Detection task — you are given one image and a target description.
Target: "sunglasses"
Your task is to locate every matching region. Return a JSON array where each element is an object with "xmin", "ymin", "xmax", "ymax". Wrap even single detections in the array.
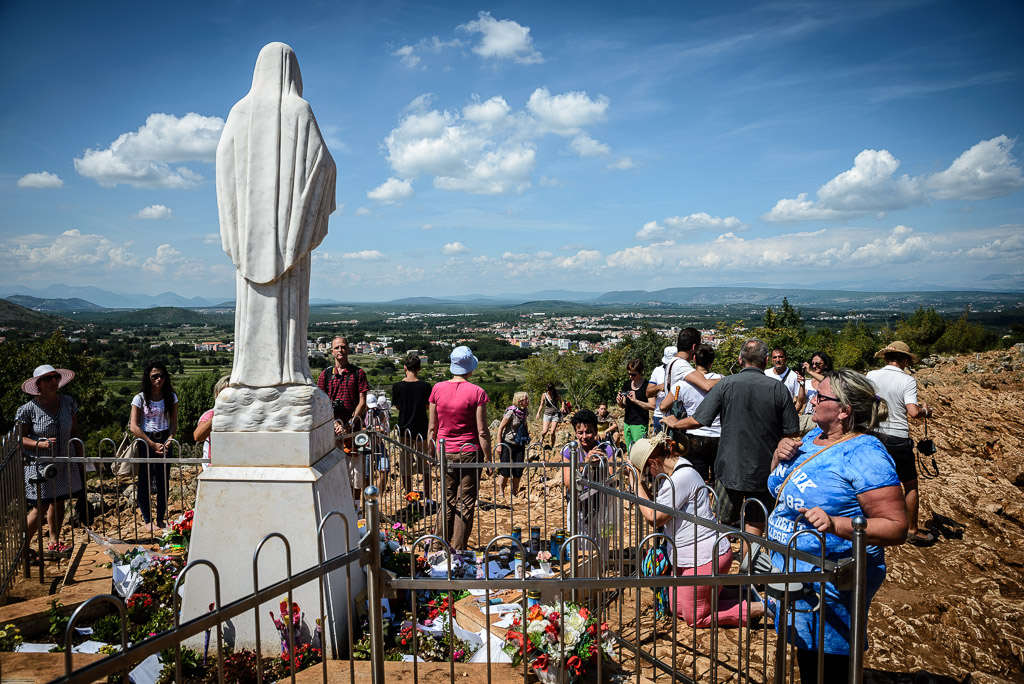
[
  {"xmin": 810, "ymin": 361, "xmax": 823, "ymax": 367},
  {"xmin": 38, "ymin": 374, "xmax": 61, "ymax": 383},
  {"xmin": 150, "ymin": 373, "xmax": 166, "ymax": 380},
  {"xmin": 815, "ymin": 393, "xmax": 841, "ymax": 403}
]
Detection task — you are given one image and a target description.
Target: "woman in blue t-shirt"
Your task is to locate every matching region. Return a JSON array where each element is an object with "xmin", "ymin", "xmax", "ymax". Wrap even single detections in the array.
[{"xmin": 767, "ymin": 369, "xmax": 907, "ymax": 684}]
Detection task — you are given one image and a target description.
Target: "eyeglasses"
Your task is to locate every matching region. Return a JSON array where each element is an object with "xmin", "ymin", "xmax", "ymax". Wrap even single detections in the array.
[
  {"xmin": 38, "ymin": 374, "xmax": 60, "ymax": 383},
  {"xmin": 335, "ymin": 346, "xmax": 350, "ymax": 351},
  {"xmin": 815, "ymin": 393, "xmax": 841, "ymax": 403},
  {"xmin": 810, "ymin": 362, "xmax": 823, "ymax": 368},
  {"xmin": 628, "ymin": 371, "xmax": 640, "ymax": 377}
]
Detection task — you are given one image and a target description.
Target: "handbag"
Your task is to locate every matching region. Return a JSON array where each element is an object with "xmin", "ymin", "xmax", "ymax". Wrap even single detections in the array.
[
  {"xmin": 662, "ymin": 361, "xmax": 690, "ymax": 447},
  {"xmin": 113, "ymin": 432, "xmax": 138, "ymax": 478}
]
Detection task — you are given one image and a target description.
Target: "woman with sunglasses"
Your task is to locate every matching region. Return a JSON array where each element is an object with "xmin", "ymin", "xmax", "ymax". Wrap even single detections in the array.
[
  {"xmin": 129, "ymin": 361, "xmax": 178, "ymax": 532},
  {"xmin": 767, "ymin": 369, "xmax": 907, "ymax": 684},
  {"xmin": 630, "ymin": 433, "xmax": 763, "ymax": 626},
  {"xmin": 617, "ymin": 358, "xmax": 653, "ymax": 452},
  {"xmin": 17, "ymin": 364, "xmax": 85, "ymax": 558},
  {"xmin": 798, "ymin": 351, "xmax": 834, "ymax": 435}
]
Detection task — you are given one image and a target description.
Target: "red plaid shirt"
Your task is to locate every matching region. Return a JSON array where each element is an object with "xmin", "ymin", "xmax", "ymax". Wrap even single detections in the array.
[{"xmin": 317, "ymin": 363, "xmax": 369, "ymax": 422}]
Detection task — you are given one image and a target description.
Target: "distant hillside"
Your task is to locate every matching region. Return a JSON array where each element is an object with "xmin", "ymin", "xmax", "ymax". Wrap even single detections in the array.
[
  {"xmin": 597, "ymin": 287, "xmax": 1024, "ymax": 311},
  {"xmin": 4, "ymin": 295, "xmax": 106, "ymax": 312},
  {"xmin": 0, "ymin": 299, "xmax": 75, "ymax": 330},
  {"xmin": 0, "ymin": 284, "xmax": 223, "ymax": 309},
  {"xmin": 62, "ymin": 306, "xmax": 234, "ymax": 327}
]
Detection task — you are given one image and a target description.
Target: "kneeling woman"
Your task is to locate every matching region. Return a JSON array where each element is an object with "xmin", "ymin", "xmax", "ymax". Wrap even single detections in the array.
[
  {"xmin": 767, "ymin": 369, "xmax": 907, "ymax": 684},
  {"xmin": 630, "ymin": 433, "xmax": 763, "ymax": 626}
]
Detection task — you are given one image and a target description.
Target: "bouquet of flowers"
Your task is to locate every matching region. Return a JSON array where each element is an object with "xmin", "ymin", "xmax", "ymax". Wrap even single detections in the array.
[
  {"xmin": 393, "ymin": 618, "xmax": 477, "ymax": 662},
  {"xmin": 502, "ymin": 602, "xmax": 615, "ymax": 683},
  {"xmin": 161, "ymin": 510, "xmax": 194, "ymax": 549},
  {"xmin": 270, "ymin": 598, "xmax": 303, "ymax": 656}
]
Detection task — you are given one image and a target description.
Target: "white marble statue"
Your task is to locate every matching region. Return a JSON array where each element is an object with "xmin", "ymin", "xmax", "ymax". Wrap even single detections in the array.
[{"xmin": 217, "ymin": 41, "xmax": 336, "ymax": 388}]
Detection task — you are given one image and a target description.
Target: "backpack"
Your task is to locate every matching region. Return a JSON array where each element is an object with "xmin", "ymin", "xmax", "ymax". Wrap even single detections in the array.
[{"xmin": 509, "ymin": 406, "xmax": 530, "ymax": 445}]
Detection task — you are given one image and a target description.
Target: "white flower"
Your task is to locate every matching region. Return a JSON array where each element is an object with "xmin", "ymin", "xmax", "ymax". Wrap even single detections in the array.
[
  {"xmin": 564, "ymin": 612, "xmax": 585, "ymax": 635},
  {"xmin": 527, "ymin": 619, "xmax": 548, "ymax": 636}
]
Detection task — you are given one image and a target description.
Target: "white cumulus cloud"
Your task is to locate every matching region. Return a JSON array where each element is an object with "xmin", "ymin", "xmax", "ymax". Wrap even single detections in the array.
[
  {"xmin": 17, "ymin": 171, "xmax": 63, "ymax": 188},
  {"xmin": 556, "ymin": 249, "xmax": 603, "ymax": 270},
  {"xmin": 5, "ymin": 229, "xmax": 139, "ymax": 270},
  {"xmin": 764, "ymin": 137, "xmax": 1024, "ymax": 223},
  {"xmin": 764, "ymin": 149, "xmax": 923, "ymax": 222},
  {"xmin": 527, "ymin": 87, "xmax": 609, "ymax": 135},
  {"xmin": 635, "ymin": 213, "xmax": 744, "ymax": 242},
  {"xmin": 135, "ymin": 204, "xmax": 174, "ymax": 220},
  {"xmin": 458, "ymin": 11, "xmax": 543, "ymax": 64},
  {"xmin": 392, "ymin": 36, "xmax": 463, "ymax": 69},
  {"xmin": 926, "ymin": 135, "xmax": 1024, "ymax": 200},
  {"xmin": 341, "ymin": 249, "xmax": 386, "ymax": 261},
  {"xmin": 442, "ymin": 241, "xmax": 468, "ymax": 254},
  {"xmin": 569, "ymin": 134, "xmax": 610, "ymax": 158},
  {"xmin": 367, "ymin": 178, "xmax": 415, "ymax": 203},
  {"xmin": 74, "ymin": 112, "xmax": 224, "ymax": 189},
  {"xmin": 607, "ymin": 157, "xmax": 635, "ymax": 171}
]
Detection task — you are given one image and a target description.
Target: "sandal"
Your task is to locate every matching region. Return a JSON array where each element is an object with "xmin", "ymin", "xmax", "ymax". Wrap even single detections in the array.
[
  {"xmin": 906, "ymin": 530, "xmax": 936, "ymax": 546},
  {"xmin": 46, "ymin": 541, "xmax": 73, "ymax": 558}
]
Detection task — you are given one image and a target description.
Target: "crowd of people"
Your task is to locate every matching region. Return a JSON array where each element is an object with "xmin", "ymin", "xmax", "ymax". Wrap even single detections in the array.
[{"xmin": 16, "ymin": 328, "xmax": 934, "ymax": 681}]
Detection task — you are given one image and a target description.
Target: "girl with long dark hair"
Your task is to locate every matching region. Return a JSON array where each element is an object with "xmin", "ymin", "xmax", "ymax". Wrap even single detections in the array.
[{"xmin": 129, "ymin": 361, "xmax": 178, "ymax": 533}]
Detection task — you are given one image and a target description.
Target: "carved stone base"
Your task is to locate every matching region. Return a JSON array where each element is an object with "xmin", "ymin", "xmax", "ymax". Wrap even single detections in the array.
[
  {"xmin": 213, "ymin": 384, "xmax": 332, "ymax": 433},
  {"xmin": 180, "ymin": 447, "xmax": 363, "ymax": 654}
]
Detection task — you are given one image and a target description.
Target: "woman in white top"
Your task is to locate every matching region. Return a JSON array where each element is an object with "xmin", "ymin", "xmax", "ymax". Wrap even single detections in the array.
[
  {"xmin": 660, "ymin": 344, "xmax": 722, "ymax": 482},
  {"xmin": 129, "ymin": 361, "xmax": 178, "ymax": 531},
  {"xmin": 798, "ymin": 351, "xmax": 833, "ymax": 435},
  {"xmin": 630, "ymin": 434, "xmax": 763, "ymax": 626}
]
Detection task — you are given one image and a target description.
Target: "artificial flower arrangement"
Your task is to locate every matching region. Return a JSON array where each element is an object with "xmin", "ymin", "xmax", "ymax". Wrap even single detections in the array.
[
  {"xmin": 503, "ymin": 602, "xmax": 615, "ymax": 683},
  {"xmin": 270, "ymin": 598, "xmax": 323, "ymax": 666},
  {"xmin": 161, "ymin": 510, "xmax": 194, "ymax": 550}
]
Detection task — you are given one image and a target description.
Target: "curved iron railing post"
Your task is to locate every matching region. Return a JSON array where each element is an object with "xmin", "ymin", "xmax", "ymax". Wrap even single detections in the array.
[
  {"xmin": 364, "ymin": 486, "xmax": 386, "ymax": 684},
  {"xmin": 848, "ymin": 515, "xmax": 868, "ymax": 684}
]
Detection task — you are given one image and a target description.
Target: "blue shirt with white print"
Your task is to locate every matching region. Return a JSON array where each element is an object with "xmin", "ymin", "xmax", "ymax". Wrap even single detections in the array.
[{"xmin": 766, "ymin": 427, "xmax": 900, "ymax": 654}]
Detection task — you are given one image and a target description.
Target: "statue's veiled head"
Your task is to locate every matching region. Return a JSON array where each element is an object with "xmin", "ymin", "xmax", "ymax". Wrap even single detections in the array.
[{"xmin": 250, "ymin": 41, "xmax": 303, "ymax": 98}]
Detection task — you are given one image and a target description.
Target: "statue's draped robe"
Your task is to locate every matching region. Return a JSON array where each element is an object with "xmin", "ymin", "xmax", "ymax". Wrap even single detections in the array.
[{"xmin": 217, "ymin": 42, "xmax": 336, "ymax": 387}]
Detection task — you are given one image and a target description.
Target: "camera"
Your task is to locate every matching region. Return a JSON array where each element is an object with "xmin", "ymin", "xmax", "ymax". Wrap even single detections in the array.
[
  {"xmin": 25, "ymin": 452, "xmax": 59, "ymax": 484},
  {"xmin": 917, "ymin": 438, "xmax": 937, "ymax": 456},
  {"xmin": 332, "ymin": 400, "xmax": 346, "ymax": 419}
]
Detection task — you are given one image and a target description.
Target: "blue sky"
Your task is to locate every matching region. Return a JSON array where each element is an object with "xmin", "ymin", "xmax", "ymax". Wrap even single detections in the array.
[{"xmin": 2, "ymin": 0, "xmax": 1023, "ymax": 301}]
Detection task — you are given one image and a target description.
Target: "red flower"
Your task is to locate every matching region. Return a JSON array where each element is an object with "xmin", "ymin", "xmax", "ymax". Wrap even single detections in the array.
[
  {"xmin": 578, "ymin": 607, "xmax": 590, "ymax": 620},
  {"xmin": 533, "ymin": 653, "xmax": 550, "ymax": 672},
  {"xmin": 567, "ymin": 655, "xmax": 584, "ymax": 675},
  {"xmin": 546, "ymin": 611, "xmax": 560, "ymax": 623},
  {"xmin": 544, "ymin": 622, "xmax": 559, "ymax": 639}
]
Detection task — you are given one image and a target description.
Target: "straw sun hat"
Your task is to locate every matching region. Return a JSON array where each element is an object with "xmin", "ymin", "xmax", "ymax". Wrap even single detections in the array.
[
  {"xmin": 874, "ymin": 341, "xmax": 919, "ymax": 364},
  {"xmin": 22, "ymin": 364, "xmax": 75, "ymax": 396},
  {"xmin": 629, "ymin": 432, "xmax": 669, "ymax": 473}
]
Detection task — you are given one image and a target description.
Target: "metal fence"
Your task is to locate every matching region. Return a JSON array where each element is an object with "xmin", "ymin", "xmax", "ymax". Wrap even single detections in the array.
[
  {"xmin": 1, "ymin": 422, "xmax": 30, "ymax": 604},
  {"xmin": 45, "ymin": 430, "xmax": 869, "ymax": 684},
  {"xmin": 11, "ymin": 428, "xmax": 206, "ymax": 584}
]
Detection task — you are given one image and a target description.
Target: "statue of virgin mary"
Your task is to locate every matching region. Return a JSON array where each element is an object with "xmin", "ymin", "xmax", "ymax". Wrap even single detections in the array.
[{"xmin": 217, "ymin": 42, "xmax": 336, "ymax": 388}]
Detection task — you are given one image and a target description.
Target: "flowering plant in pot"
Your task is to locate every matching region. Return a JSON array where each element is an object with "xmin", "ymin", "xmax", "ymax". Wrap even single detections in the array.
[{"xmin": 502, "ymin": 602, "xmax": 615, "ymax": 683}]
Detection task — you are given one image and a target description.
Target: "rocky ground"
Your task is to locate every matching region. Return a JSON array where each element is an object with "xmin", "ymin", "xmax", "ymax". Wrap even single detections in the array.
[
  {"xmin": 7, "ymin": 348, "xmax": 1023, "ymax": 682},
  {"xmin": 864, "ymin": 347, "xmax": 1024, "ymax": 683}
]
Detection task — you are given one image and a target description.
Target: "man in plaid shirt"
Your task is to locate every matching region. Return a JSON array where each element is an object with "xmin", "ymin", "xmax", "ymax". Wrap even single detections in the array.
[{"xmin": 318, "ymin": 336, "xmax": 368, "ymax": 504}]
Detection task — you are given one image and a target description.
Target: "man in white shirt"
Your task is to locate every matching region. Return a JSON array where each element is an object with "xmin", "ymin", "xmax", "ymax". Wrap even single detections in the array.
[
  {"xmin": 646, "ymin": 346, "xmax": 677, "ymax": 434},
  {"xmin": 765, "ymin": 348, "xmax": 805, "ymax": 412},
  {"xmin": 867, "ymin": 341, "xmax": 935, "ymax": 546}
]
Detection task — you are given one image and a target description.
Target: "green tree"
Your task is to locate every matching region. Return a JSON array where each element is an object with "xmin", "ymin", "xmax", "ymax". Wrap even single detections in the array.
[
  {"xmin": 175, "ymin": 372, "xmax": 221, "ymax": 444},
  {"xmin": 895, "ymin": 307, "xmax": 946, "ymax": 355},
  {"xmin": 934, "ymin": 312, "xmax": 995, "ymax": 354},
  {"xmin": 830, "ymin": 320, "xmax": 879, "ymax": 371}
]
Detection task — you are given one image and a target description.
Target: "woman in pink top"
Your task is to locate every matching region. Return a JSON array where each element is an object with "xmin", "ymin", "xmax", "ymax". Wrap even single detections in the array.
[{"xmin": 428, "ymin": 346, "xmax": 490, "ymax": 550}]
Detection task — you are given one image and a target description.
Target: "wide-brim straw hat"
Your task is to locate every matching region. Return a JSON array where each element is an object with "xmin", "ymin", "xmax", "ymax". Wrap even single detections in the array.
[
  {"xmin": 629, "ymin": 432, "xmax": 667, "ymax": 473},
  {"xmin": 22, "ymin": 364, "xmax": 75, "ymax": 395},
  {"xmin": 874, "ymin": 341, "xmax": 919, "ymax": 364}
]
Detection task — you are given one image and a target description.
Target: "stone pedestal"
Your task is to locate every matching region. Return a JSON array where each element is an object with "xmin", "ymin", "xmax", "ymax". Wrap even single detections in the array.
[{"xmin": 180, "ymin": 386, "xmax": 363, "ymax": 656}]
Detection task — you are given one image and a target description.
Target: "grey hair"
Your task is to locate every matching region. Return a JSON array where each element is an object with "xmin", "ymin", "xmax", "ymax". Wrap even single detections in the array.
[
  {"xmin": 740, "ymin": 338, "xmax": 769, "ymax": 368},
  {"xmin": 828, "ymin": 369, "xmax": 889, "ymax": 433}
]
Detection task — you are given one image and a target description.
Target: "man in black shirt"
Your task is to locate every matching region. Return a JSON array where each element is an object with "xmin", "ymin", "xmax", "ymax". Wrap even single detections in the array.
[
  {"xmin": 662, "ymin": 338, "xmax": 799, "ymax": 542},
  {"xmin": 392, "ymin": 352, "xmax": 433, "ymax": 504}
]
